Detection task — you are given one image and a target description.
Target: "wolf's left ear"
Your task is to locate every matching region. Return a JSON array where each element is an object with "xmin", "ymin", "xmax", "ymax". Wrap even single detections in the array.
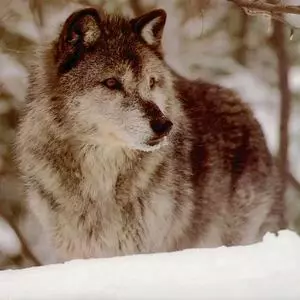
[
  {"xmin": 56, "ymin": 8, "xmax": 101, "ymax": 73},
  {"xmin": 131, "ymin": 9, "xmax": 166, "ymax": 50}
]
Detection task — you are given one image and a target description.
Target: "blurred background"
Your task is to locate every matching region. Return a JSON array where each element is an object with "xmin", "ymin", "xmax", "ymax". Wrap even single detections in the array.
[{"xmin": 0, "ymin": 0, "xmax": 300, "ymax": 270}]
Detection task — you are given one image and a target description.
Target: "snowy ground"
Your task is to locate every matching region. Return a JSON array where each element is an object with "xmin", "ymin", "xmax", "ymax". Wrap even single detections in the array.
[{"xmin": 0, "ymin": 230, "xmax": 300, "ymax": 300}]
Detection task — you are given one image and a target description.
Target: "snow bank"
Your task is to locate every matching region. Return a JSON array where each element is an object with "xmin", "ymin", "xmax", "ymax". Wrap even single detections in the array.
[
  {"xmin": 0, "ymin": 217, "xmax": 21, "ymax": 257},
  {"xmin": 0, "ymin": 230, "xmax": 300, "ymax": 300}
]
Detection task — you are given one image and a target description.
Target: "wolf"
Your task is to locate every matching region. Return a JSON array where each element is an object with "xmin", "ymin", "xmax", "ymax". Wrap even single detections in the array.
[{"xmin": 16, "ymin": 8, "xmax": 286, "ymax": 261}]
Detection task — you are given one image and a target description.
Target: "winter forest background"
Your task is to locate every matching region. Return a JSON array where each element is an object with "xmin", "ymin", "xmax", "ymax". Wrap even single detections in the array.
[{"xmin": 0, "ymin": 0, "xmax": 300, "ymax": 270}]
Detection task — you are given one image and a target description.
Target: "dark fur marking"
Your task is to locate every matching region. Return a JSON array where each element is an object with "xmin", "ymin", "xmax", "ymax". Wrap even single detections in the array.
[
  {"xmin": 78, "ymin": 212, "xmax": 87, "ymax": 225},
  {"xmin": 230, "ymin": 126, "xmax": 250, "ymax": 191},
  {"xmin": 139, "ymin": 100, "xmax": 164, "ymax": 120},
  {"xmin": 152, "ymin": 160, "xmax": 168, "ymax": 185},
  {"xmin": 31, "ymin": 179, "xmax": 61, "ymax": 211},
  {"xmin": 187, "ymin": 143, "xmax": 210, "ymax": 242},
  {"xmin": 172, "ymin": 131, "xmax": 189, "ymax": 215},
  {"xmin": 88, "ymin": 228, "xmax": 94, "ymax": 240},
  {"xmin": 49, "ymin": 96, "xmax": 67, "ymax": 125},
  {"xmin": 126, "ymin": 51, "xmax": 142, "ymax": 77},
  {"xmin": 137, "ymin": 196, "xmax": 145, "ymax": 217}
]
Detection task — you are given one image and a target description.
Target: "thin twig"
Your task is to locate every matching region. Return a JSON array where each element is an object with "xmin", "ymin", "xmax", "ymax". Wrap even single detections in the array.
[
  {"xmin": 228, "ymin": 0, "xmax": 300, "ymax": 15},
  {"xmin": 235, "ymin": 9, "xmax": 249, "ymax": 65}
]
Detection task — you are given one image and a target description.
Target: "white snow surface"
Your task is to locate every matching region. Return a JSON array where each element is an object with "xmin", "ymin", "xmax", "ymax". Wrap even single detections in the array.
[
  {"xmin": 0, "ymin": 217, "xmax": 21, "ymax": 257},
  {"xmin": 0, "ymin": 230, "xmax": 300, "ymax": 300}
]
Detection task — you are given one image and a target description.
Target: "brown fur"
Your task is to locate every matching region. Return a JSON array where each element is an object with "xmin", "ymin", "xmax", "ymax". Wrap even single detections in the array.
[{"xmin": 16, "ymin": 8, "xmax": 286, "ymax": 261}]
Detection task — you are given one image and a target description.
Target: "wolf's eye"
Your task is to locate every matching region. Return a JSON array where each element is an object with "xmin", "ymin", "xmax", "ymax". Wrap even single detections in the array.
[
  {"xmin": 149, "ymin": 77, "xmax": 156, "ymax": 89},
  {"xmin": 102, "ymin": 78, "xmax": 122, "ymax": 90}
]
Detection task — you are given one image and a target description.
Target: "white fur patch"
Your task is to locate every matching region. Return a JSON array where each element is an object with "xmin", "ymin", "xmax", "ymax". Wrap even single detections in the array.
[
  {"xmin": 141, "ymin": 18, "xmax": 160, "ymax": 45},
  {"xmin": 143, "ymin": 189, "xmax": 175, "ymax": 250},
  {"xmin": 83, "ymin": 29, "xmax": 99, "ymax": 45}
]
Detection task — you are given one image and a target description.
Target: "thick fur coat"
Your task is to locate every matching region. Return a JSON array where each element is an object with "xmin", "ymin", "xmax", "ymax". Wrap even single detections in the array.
[{"xmin": 16, "ymin": 8, "xmax": 285, "ymax": 261}]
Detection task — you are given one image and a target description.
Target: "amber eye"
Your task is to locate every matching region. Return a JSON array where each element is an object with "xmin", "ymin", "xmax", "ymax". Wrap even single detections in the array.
[
  {"xmin": 102, "ymin": 78, "xmax": 122, "ymax": 90},
  {"xmin": 149, "ymin": 77, "xmax": 156, "ymax": 89}
]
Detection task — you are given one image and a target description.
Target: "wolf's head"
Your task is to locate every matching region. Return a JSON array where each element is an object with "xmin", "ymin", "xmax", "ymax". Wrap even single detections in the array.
[{"xmin": 46, "ymin": 8, "xmax": 177, "ymax": 152}]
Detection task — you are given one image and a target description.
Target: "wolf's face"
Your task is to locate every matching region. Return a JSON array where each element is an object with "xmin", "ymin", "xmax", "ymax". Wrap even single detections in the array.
[{"xmin": 51, "ymin": 8, "xmax": 174, "ymax": 151}]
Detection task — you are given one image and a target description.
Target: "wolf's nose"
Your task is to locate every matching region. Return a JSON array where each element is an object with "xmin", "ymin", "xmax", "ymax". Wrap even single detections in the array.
[{"xmin": 150, "ymin": 117, "xmax": 173, "ymax": 136}]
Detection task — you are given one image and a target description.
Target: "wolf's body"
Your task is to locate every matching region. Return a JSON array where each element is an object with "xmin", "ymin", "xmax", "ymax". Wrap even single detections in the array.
[{"xmin": 16, "ymin": 8, "xmax": 285, "ymax": 261}]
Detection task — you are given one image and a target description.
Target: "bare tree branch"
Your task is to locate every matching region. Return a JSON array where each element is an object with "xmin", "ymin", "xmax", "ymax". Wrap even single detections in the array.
[
  {"xmin": 271, "ymin": 14, "xmax": 292, "ymax": 207},
  {"xmin": 234, "ymin": 9, "xmax": 250, "ymax": 65},
  {"xmin": 228, "ymin": 0, "xmax": 300, "ymax": 15}
]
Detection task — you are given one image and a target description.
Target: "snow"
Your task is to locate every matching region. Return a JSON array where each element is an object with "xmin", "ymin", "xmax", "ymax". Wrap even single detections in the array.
[
  {"xmin": 0, "ymin": 0, "xmax": 300, "ymax": 292},
  {"xmin": 0, "ymin": 53, "xmax": 28, "ymax": 104},
  {"xmin": 0, "ymin": 217, "xmax": 21, "ymax": 257},
  {"xmin": 0, "ymin": 230, "xmax": 300, "ymax": 300}
]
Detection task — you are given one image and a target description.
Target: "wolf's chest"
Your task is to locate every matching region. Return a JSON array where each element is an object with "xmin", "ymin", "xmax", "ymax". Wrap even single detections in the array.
[
  {"xmin": 58, "ymin": 185, "xmax": 180, "ymax": 260},
  {"xmin": 55, "ymin": 149, "xmax": 189, "ymax": 259}
]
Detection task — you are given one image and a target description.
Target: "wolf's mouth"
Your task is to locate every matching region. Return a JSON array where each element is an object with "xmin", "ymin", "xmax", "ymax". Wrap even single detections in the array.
[
  {"xmin": 147, "ymin": 136, "xmax": 168, "ymax": 147},
  {"xmin": 147, "ymin": 138, "xmax": 162, "ymax": 146}
]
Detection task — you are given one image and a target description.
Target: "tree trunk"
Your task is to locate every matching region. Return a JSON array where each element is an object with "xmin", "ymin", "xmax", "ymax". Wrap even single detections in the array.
[{"xmin": 271, "ymin": 16, "xmax": 291, "ymax": 209}]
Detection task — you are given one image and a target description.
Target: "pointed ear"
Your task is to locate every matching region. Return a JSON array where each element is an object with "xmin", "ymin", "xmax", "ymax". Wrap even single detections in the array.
[
  {"xmin": 131, "ymin": 9, "xmax": 166, "ymax": 50},
  {"xmin": 56, "ymin": 8, "xmax": 101, "ymax": 73}
]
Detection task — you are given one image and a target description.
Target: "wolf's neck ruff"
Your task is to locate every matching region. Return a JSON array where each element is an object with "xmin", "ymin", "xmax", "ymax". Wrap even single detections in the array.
[
  {"xmin": 77, "ymin": 143, "xmax": 143, "ymax": 197},
  {"xmin": 16, "ymin": 8, "xmax": 285, "ymax": 261}
]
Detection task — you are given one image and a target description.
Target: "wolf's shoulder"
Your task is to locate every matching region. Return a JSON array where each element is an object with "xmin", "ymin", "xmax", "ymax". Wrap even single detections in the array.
[
  {"xmin": 172, "ymin": 74, "xmax": 272, "ymax": 170},
  {"xmin": 173, "ymin": 75, "xmax": 254, "ymax": 129}
]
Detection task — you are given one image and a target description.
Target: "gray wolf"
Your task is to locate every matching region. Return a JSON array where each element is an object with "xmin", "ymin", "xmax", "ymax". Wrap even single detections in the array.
[{"xmin": 16, "ymin": 8, "xmax": 286, "ymax": 261}]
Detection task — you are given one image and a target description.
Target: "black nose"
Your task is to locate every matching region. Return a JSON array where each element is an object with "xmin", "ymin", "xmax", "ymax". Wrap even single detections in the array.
[{"xmin": 150, "ymin": 118, "xmax": 173, "ymax": 136}]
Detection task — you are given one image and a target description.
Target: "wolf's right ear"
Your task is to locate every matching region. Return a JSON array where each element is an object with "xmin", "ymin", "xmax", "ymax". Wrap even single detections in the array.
[
  {"xmin": 56, "ymin": 8, "xmax": 101, "ymax": 73},
  {"xmin": 131, "ymin": 9, "xmax": 166, "ymax": 51}
]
